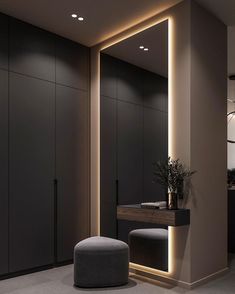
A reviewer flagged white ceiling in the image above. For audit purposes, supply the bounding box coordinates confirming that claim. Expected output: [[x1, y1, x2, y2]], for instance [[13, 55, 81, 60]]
[[103, 20, 168, 77], [0, 0, 233, 47], [0, 0, 181, 47]]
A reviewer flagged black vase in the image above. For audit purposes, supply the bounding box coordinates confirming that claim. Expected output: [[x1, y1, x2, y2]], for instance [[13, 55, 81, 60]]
[[168, 192, 178, 210]]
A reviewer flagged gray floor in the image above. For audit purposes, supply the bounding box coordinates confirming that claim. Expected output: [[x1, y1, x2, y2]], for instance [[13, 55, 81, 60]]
[[1, 257, 235, 294]]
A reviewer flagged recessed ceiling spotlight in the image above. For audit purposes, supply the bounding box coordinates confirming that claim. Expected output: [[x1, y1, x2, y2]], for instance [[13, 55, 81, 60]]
[[139, 46, 144, 49], [78, 16, 84, 21], [71, 14, 77, 18], [144, 48, 149, 51]]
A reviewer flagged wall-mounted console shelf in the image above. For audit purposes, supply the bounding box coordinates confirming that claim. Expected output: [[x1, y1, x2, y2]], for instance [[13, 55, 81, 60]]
[[117, 205, 190, 227]]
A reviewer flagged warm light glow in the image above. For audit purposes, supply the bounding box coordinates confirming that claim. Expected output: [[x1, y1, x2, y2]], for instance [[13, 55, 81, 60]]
[[100, 17, 169, 51], [78, 16, 84, 21], [96, 17, 174, 277], [130, 262, 171, 277], [129, 226, 174, 276], [168, 17, 173, 157], [71, 14, 77, 18], [168, 226, 173, 273], [168, 18, 174, 274]]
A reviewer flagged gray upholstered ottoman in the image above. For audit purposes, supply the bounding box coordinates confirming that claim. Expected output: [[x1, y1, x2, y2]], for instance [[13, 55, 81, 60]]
[[129, 228, 168, 271], [74, 236, 129, 288]]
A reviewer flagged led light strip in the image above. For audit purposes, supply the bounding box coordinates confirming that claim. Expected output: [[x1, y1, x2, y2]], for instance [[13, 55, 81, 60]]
[[97, 16, 174, 275]]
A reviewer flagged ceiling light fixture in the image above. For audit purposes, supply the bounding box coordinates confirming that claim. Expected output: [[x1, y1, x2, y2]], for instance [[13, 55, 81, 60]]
[[144, 48, 149, 51], [78, 16, 84, 21], [139, 46, 144, 49], [71, 14, 77, 18]]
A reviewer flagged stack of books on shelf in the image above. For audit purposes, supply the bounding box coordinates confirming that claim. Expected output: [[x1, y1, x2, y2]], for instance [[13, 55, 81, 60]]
[[140, 201, 167, 209]]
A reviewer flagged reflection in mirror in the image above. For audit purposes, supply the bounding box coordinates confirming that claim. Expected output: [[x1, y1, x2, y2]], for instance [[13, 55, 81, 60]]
[[100, 20, 168, 271]]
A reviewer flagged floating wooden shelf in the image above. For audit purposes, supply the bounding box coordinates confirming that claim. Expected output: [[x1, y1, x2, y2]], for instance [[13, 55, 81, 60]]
[[117, 205, 190, 227]]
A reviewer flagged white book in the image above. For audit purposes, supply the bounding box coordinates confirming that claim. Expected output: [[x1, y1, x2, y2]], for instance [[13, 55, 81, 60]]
[[140, 201, 167, 209]]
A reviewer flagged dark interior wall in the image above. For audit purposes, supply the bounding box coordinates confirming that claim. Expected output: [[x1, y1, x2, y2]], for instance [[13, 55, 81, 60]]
[[0, 13, 89, 276], [100, 53, 168, 239], [0, 13, 8, 275], [228, 189, 235, 253]]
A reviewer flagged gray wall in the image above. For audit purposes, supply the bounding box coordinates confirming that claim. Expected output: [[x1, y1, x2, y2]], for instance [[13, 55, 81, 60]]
[[0, 13, 89, 276], [100, 53, 168, 239], [190, 0, 227, 282]]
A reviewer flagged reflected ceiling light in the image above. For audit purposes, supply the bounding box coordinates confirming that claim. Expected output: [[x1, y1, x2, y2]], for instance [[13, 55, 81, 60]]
[[139, 45, 144, 49], [78, 16, 84, 21], [144, 48, 149, 51], [71, 14, 77, 18]]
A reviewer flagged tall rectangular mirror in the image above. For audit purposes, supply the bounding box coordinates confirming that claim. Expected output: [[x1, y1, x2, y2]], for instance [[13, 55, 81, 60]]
[[100, 20, 169, 271]]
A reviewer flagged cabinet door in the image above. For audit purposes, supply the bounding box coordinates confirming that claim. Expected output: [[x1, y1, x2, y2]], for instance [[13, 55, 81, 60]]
[[117, 101, 143, 205], [100, 54, 117, 99], [0, 13, 8, 70], [143, 108, 166, 202], [117, 60, 143, 105], [9, 18, 55, 81], [9, 73, 55, 272], [100, 96, 117, 238], [0, 70, 8, 275], [56, 85, 89, 262], [162, 112, 168, 161], [56, 37, 89, 91]]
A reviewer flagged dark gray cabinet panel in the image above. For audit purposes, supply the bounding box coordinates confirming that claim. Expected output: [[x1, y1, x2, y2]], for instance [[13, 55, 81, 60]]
[[100, 54, 168, 243], [56, 38, 88, 90], [9, 18, 55, 81], [56, 85, 89, 262], [143, 72, 163, 110], [0, 13, 8, 70], [100, 96, 117, 238], [162, 112, 168, 160], [161, 81, 168, 113], [100, 54, 117, 99], [117, 101, 143, 205], [117, 61, 143, 105], [0, 70, 8, 275], [9, 73, 55, 272], [144, 108, 165, 202]]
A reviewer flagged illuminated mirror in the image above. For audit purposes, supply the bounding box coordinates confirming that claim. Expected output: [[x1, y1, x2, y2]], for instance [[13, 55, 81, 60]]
[[100, 20, 169, 271]]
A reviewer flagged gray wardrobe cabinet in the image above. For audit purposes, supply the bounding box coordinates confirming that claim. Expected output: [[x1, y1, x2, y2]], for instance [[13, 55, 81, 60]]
[[100, 96, 117, 238], [0, 69, 9, 275], [56, 85, 89, 263], [0, 12, 89, 277], [100, 54, 168, 240], [9, 73, 55, 272], [117, 101, 143, 206]]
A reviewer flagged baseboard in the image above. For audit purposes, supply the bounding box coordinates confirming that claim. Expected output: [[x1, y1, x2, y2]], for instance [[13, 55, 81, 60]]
[[187, 267, 229, 289], [55, 259, 73, 267], [129, 264, 229, 289], [0, 264, 54, 281], [0, 260, 73, 281]]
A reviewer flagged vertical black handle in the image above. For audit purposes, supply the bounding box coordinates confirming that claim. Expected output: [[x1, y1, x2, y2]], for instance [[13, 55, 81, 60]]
[[116, 179, 119, 205], [54, 179, 58, 197], [54, 179, 58, 264], [116, 179, 119, 238]]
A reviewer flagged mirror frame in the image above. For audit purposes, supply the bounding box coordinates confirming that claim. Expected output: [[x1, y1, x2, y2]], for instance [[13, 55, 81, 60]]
[[95, 17, 173, 274]]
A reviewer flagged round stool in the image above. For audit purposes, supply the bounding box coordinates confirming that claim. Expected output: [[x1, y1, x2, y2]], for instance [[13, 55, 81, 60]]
[[129, 228, 168, 271], [74, 236, 129, 287]]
